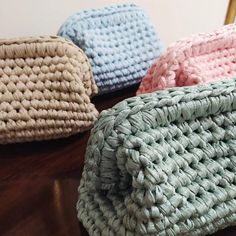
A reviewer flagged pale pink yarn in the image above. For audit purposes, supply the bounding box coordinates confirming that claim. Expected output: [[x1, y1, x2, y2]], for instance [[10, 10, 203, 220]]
[[137, 24, 236, 95]]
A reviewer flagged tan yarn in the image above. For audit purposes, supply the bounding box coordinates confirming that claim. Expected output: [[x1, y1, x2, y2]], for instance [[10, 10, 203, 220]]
[[0, 36, 98, 144]]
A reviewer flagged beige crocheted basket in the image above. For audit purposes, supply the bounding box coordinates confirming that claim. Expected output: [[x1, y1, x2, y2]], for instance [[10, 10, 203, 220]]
[[0, 36, 98, 144]]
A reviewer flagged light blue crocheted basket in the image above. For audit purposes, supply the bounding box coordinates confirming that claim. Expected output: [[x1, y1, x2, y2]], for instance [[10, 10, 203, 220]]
[[78, 78, 236, 235], [58, 4, 163, 94]]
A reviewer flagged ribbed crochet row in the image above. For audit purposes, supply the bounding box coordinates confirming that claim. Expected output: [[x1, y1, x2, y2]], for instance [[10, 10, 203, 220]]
[[78, 78, 236, 236], [58, 4, 163, 94], [0, 36, 98, 144], [137, 24, 236, 94]]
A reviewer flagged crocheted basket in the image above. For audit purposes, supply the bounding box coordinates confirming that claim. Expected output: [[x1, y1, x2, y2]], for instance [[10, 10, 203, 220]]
[[137, 24, 236, 95], [58, 4, 163, 94], [78, 78, 236, 236], [0, 36, 98, 144]]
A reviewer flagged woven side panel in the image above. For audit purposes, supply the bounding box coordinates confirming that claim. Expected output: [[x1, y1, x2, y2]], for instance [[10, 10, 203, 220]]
[[58, 4, 163, 94], [0, 36, 98, 144], [137, 23, 236, 95], [78, 78, 236, 235]]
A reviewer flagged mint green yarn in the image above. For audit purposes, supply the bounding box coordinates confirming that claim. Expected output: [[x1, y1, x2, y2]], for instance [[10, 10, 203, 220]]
[[78, 78, 236, 236]]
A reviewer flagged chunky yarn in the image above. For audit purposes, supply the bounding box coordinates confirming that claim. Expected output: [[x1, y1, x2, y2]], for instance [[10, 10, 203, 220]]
[[78, 78, 236, 236], [137, 24, 236, 95], [0, 36, 98, 144], [58, 4, 163, 94]]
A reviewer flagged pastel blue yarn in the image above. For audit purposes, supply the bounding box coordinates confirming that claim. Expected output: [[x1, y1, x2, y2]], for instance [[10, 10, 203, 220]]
[[58, 4, 163, 94]]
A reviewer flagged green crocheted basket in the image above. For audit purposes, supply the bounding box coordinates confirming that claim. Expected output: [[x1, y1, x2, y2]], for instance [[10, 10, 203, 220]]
[[78, 78, 236, 236]]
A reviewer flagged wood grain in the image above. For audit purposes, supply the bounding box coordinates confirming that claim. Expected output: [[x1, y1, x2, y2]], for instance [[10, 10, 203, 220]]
[[0, 85, 235, 236], [225, 0, 236, 24]]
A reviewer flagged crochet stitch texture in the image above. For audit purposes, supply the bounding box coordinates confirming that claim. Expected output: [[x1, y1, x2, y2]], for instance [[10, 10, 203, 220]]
[[0, 36, 98, 144], [58, 4, 163, 94], [78, 78, 236, 235], [137, 24, 236, 95]]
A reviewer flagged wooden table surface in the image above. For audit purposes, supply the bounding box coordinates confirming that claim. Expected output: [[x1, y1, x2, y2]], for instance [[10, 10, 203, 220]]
[[0, 86, 236, 236]]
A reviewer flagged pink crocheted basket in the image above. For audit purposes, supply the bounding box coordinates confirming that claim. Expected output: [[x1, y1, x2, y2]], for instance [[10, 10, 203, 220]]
[[137, 24, 236, 95]]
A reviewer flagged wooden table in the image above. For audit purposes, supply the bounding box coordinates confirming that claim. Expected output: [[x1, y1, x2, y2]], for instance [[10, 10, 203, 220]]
[[0, 86, 235, 236]]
